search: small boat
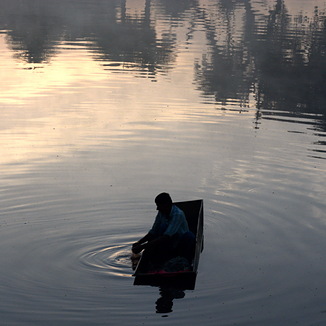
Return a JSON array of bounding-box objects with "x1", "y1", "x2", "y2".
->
[{"x1": 133, "y1": 199, "x2": 204, "y2": 290}]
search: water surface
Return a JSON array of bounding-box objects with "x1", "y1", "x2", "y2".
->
[{"x1": 0, "y1": 0, "x2": 326, "y2": 325}]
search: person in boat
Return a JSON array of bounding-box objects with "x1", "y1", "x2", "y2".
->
[{"x1": 132, "y1": 192, "x2": 195, "y2": 263}]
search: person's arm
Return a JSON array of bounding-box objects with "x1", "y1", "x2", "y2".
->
[
  {"x1": 133, "y1": 234, "x2": 171, "y2": 254},
  {"x1": 137, "y1": 232, "x2": 154, "y2": 245},
  {"x1": 144, "y1": 234, "x2": 170, "y2": 250},
  {"x1": 132, "y1": 211, "x2": 162, "y2": 252},
  {"x1": 132, "y1": 232, "x2": 155, "y2": 253}
]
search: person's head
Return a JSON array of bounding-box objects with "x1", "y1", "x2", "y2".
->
[{"x1": 155, "y1": 192, "x2": 173, "y2": 215}]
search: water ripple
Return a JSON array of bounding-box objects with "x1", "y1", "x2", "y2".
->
[{"x1": 79, "y1": 242, "x2": 133, "y2": 278}]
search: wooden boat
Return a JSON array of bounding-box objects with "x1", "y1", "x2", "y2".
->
[{"x1": 133, "y1": 199, "x2": 203, "y2": 290}]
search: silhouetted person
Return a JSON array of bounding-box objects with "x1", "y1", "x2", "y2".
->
[{"x1": 132, "y1": 193, "x2": 195, "y2": 264}]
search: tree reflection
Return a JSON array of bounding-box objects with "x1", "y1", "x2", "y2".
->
[
  {"x1": 194, "y1": 0, "x2": 255, "y2": 108},
  {"x1": 158, "y1": 0, "x2": 199, "y2": 18},
  {"x1": 253, "y1": 0, "x2": 326, "y2": 115},
  {"x1": 0, "y1": 0, "x2": 176, "y2": 74},
  {"x1": 0, "y1": 0, "x2": 63, "y2": 63},
  {"x1": 193, "y1": 0, "x2": 326, "y2": 132},
  {"x1": 195, "y1": 1, "x2": 326, "y2": 110},
  {"x1": 92, "y1": 0, "x2": 176, "y2": 75},
  {"x1": 0, "y1": 0, "x2": 325, "y2": 128}
]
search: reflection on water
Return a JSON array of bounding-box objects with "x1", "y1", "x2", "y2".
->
[
  {"x1": 195, "y1": 0, "x2": 326, "y2": 116},
  {"x1": 1, "y1": 0, "x2": 325, "y2": 125},
  {"x1": 0, "y1": 0, "x2": 326, "y2": 325},
  {"x1": 80, "y1": 242, "x2": 134, "y2": 278},
  {"x1": 156, "y1": 286, "x2": 186, "y2": 314},
  {"x1": 0, "y1": 0, "x2": 325, "y2": 165}
]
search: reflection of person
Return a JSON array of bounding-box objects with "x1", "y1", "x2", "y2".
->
[
  {"x1": 155, "y1": 286, "x2": 185, "y2": 314},
  {"x1": 132, "y1": 193, "x2": 195, "y2": 263}
]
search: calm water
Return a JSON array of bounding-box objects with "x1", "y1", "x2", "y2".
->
[{"x1": 0, "y1": 0, "x2": 326, "y2": 325}]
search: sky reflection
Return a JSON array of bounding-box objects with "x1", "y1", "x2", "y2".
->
[
  {"x1": 0, "y1": 0, "x2": 326, "y2": 167},
  {"x1": 1, "y1": 0, "x2": 325, "y2": 115}
]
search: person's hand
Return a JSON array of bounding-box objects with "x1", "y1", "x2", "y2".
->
[{"x1": 132, "y1": 242, "x2": 143, "y2": 254}]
